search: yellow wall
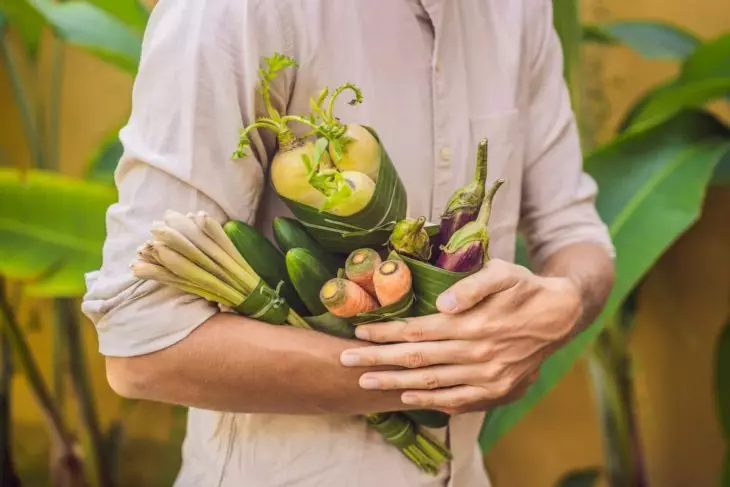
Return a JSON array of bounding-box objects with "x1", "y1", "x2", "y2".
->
[{"x1": 2, "y1": 1, "x2": 729, "y2": 486}]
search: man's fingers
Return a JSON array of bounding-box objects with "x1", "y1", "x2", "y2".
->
[
  {"x1": 354, "y1": 313, "x2": 474, "y2": 343},
  {"x1": 435, "y1": 259, "x2": 521, "y2": 314},
  {"x1": 401, "y1": 385, "x2": 485, "y2": 409},
  {"x1": 340, "y1": 341, "x2": 488, "y2": 369},
  {"x1": 357, "y1": 363, "x2": 495, "y2": 391}
]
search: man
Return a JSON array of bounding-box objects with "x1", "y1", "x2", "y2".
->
[{"x1": 82, "y1": 0, "x2": 615, "y2": 486}]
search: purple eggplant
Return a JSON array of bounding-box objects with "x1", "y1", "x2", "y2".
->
[
  {"x1": 388, "y1": 216, "x2": 432, "y2": 261},
  {"x1": 439, "y1": 138, "x2": 489, "y2": 245},
  {"x1": 436, "y1": 178, "x2": 505, "y2": 273}
]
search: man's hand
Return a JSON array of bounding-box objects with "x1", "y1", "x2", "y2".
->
[{"x1": 339, "y1": 258, "x2": 584, "y2": 414}]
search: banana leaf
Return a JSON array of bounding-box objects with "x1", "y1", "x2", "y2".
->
[
  {"x1": 400, "y1": 255, "x2": 473, "y2": 315},
  {"x1": 276, "y1": 127, "x2": 407, "y2": 254},
  {"x1": 234, "y1": 279, "x2": 291, "y2": 325},
  {"x1": 305, "y1": 312, "x2": 355, "y2": 339}
]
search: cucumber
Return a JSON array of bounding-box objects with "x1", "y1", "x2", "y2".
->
[
  {"x1": 285, "y1": 248, "x2": 334, "y2": 316},
  {"x1": 273, "y1": 217, "x2": 343, "y2": 275},
  {"x1": 223, "y1": 220, "x2": 308, "y2": 316}
]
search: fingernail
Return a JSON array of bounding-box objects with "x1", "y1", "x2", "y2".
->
[
  {"x1": 436, "y1": 291, "x2": 458, "y2": 312},
  {"x1": 401, "y1": 393, "x2": 419, "y2": 405},
  {"x1": 340, "y1": 351, "x2": 361, "y2": 366},
  {"x1": 360, "y1": 376, "x2": 380, "y2": 389},
  {"x1": 355, "y1": 327, "x2": 370, "y2": 340}
]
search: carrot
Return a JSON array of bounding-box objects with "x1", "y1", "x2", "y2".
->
[
  {"x1": 344, "y1": 248, "x2": 382, "y2": 296},
  {"x1": 373, "y1": 260, "x2": 412, "y2": 306},
  {"x1": 320, "y1": 278, "x2": 378, "y2": 318}
]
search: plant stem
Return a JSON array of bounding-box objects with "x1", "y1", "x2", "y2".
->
[
  {"x1": 0, "y1": 280, "x2": 76, "y2": 462},
  {"x1": 0, "y1": 321, "x2": 21, "y2": 487},
  {"x1": 325, "y1": 82, "x2": 363, "y2": 121},
  {"x1": 589, "y1": 311, "x2": 648, "y2": 487},
  {"x1": 48, "y1": 35, "x2": 65, "y2": 172},
  {"x1": 58, "y1": 299, "x2": 113, "y2": 487},
  {"x1": 52, "y1": 301, "x2": 68, "y2": 414},
  {"x1": 0, "y1": 37, "x2": 45, "y2": 170}
]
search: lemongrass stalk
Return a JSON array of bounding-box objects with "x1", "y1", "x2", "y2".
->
[
  {"x1": 163, "y1": 211, "x2": 258, "y2": 292},
  {"x1": 147, "y1": 246, "x2": 247, "y2": 305},
  {"x1": 192, "y1": 212, "x2": 255, "y2": 275},
  {"x1": 285, "y1": 309, "x2": 312, "y2": 330},
  {"x1": 137, "y1": 242, "x2": 161, "y2": 266},
  {"x1": 150, "y1": 222, "x2": 244, "y2": 293},
  {"x1": 131, "y1": 261, "x2": 242, "y2": 308}
]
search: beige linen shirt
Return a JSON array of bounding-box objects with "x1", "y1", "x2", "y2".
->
[{"x1": 82, "y1": 0, "x2": 614, "y2": 486}]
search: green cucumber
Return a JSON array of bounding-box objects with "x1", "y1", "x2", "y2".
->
[
  {"x1": 223, "y1": 220, "x2": 308, "y2": 316},
  {"x1": 273, "y1": 217, "x2": 343, "y2": 275},
  {"x1": 285, "y1": 248, "x2": 334, "y2": 316}
]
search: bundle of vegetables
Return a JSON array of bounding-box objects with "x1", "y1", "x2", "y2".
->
[
  {"x1": 131, "y1": 210, "x2": 451, "y2": 475},
  {"x1": 231, "y1": 53, "x2": 406, "y2": 254}
]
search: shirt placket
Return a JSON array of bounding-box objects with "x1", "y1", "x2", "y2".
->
[{"x1": 429, "y1": 13, "x2": 454, "y2": 221}]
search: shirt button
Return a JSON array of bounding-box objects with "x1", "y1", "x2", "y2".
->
[
  {"x1": 435, "y1": 61, "x2": 442, "y2": 73},
  {"x1": 439, "y1": 146, "x2": 452, "y2": 162}
]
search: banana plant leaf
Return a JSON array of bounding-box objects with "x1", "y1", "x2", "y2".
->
[
  {"x1": 627, "y1": 32, "x2": 730, "y2": 132},
  {"x1": 277, "y1": 127, "x2": 407, "y2": 254},
  {"x1": 27, "y1": 0, "x2": 142, "y2": 74},
  {"x1": 84, "y1": 0, "x2": 149, "y2": 32},
  {"x1": 479, "y1": 110, "x2": 730, "y2": 451},
  {"x1": 1, "y1": 0, "x2": 45, "y2": 58},
  {"x1": 582, "y1": 20, "x2": 700, "y2": 60},
  {"x1": 554, "y1": 468, "x2": 602, "y2": 487},
  {"x1": 86, "y1": 128, "x2": 123, "y2": 183},
  {"x1": 0, "y1": 169, "x2": 116, "y2": 296}
]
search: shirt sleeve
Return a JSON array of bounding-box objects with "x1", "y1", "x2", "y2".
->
[
  {"x1": 518, "y1": 1, "x2": 615, "y2": 270},
  {"x1": 81, "y1": 0, "x2": 288, "y2": 357}
]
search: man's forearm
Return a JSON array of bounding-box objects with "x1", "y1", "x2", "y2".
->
[
  {"x1": 539, "y1": 242, "x2": 615, "y2": 332},
  {"x1": 107, "y1": 313, "x2": 409, "y2": 415}
]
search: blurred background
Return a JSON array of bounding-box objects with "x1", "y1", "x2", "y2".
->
[{"x1": 0, "y1": 1, "x2": 729, "y2": 486}]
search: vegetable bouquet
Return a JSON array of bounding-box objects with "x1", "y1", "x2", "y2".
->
[{"x1": 132, "y1": 52, "x2": 507, "y2": 476}]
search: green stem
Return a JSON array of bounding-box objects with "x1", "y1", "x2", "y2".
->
[
  {"x1": 52, "y1": 301, "x2": 68, "y2": 416},
  {"x1": 0, "y1": 280, "x2": 75, "y2": 455},
  {"x1": 59, "y1": 298, "x2": 113, "y2": 487},
  {"x1": 589, "y1": 312, "x2": 647, "y2": 487},
  {"x1": 0, "y1": 37, "x2": 45, "y2": 170},
  {"x1": 48, "y1": 35, "x2": 66, "y2": 172},
  {"x1": 474, "y1": 178, "x2": 505, "y2": 227},
  {"x1": 0, "y1": 317, "x2": 21, "y2": 487},
  {"x1": 325, "y1": 82, "x2": 363, "y2": 121},
  {"x1": 474, "y1": 139, "x2": 488, "y2": 185}
]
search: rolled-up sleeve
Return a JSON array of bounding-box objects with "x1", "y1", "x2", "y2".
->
[
  {"x1": 82, "y1": 0, "x2": 279, "y2": 357},
  {"x1": 518, "y1": 2, "x2": 615, "y2": 270}
]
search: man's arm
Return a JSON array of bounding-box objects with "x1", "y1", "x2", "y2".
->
[
  {"x1": 83, "y1": 0, "x2": 407, "y2": 416},
  {"x1": 106, "y1": 314, "x2": 409, "y2": 415},
  {"x1": 539, "y1": 242, "x2": 615, "y2": 334}
]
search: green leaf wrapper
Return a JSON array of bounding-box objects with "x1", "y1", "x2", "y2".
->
[
  {"x1": 276, "y1": 127, "x2": 407, "y2": 254},
  {"x1": 233, "y1": 279, "x2": 290, "y2": 325},
  {"x1": 305, "y1": 312, "x2": 356, "y2": 339},
  {"x1": 400, "y1": 254, "x2": 474, "y2": 315}
]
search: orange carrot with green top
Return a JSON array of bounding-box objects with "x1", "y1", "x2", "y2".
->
[
  {"x1": 320, "y1": 278, "x2": 378, "y2": 318},
  {"x1": 345, "y1": 248, "x2": 381, "y2": 296},
  {"x1": 373, "y1": 260, "x2": 412, "y2": 306}
]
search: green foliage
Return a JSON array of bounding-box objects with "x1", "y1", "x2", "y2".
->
[
  {"x1": 480, "y1": 110, "x2": 730, "y2": 451},
  {"x1": 27, "y1": 0, "x2": 142, "y2": 74},
  {"x1": 0, "y1": 170, "x2": 116, "y2": 296},
  {"x1": 86, "y1": 130, "x2": 123, "y2": 183},
  {"x1": 583, "y1": 20, "x2": 700, "y2": 60},
  {"x1": 0, "y1": 0, "x2": 44, "y2": 57},
  {"x1": 554, "y1": 468, "x2": 602, "y2": 487},
  {"x1": 84, "y1": 0, "x2": 149, "y2": 32}
]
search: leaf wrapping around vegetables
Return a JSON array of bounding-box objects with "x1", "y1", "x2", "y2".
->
[{"x1": 277, "y1": 127, "x2": 407, "y2": 254}]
